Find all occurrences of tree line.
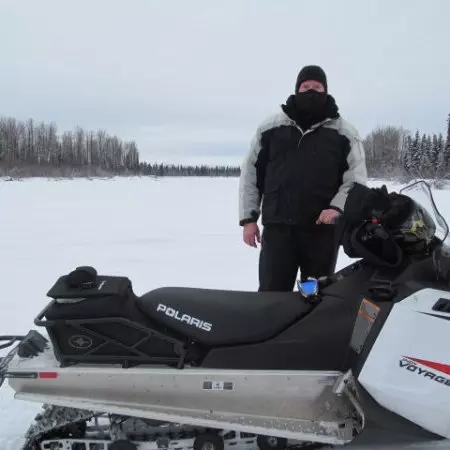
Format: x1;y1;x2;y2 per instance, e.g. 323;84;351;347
0;116;238;178
138;162;239;177
0;117;140;177
0;113;449;180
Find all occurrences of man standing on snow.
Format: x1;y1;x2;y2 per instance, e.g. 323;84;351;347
239;65;367;291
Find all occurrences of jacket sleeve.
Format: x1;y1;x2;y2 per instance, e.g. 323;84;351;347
239;127;264;226
330;121;368;212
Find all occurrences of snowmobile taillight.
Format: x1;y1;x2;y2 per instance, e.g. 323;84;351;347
38;371;58;379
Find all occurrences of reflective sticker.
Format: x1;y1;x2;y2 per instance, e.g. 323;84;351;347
350;298;380;354
359;298;380;323
39;372;58;379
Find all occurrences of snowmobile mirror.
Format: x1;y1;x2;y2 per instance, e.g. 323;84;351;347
297;278;319;298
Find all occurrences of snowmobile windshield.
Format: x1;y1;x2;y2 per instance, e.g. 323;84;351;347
399;180;449;245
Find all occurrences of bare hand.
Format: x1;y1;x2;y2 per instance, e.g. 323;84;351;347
243;222;261;247
316;209;340;225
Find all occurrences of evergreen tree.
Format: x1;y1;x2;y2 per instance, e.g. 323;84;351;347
409;130;421;176
434;133;446;178
437;133;444;155
430;134;439;167
419;133;434;177
427;133;439;177
427;134;433;176
420;133;427;153
444;113;450;173
402;134;413;175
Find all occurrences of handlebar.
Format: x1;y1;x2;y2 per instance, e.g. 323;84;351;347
0;335;25;389
0;335;25;351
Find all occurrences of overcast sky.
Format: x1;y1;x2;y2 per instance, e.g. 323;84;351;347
1;0;449;165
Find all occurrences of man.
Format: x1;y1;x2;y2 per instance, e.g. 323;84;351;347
239;65;368;291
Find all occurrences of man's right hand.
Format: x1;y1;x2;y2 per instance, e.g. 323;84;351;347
243;222;261;247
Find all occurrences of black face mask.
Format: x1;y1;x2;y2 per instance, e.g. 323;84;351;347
294;90;328;115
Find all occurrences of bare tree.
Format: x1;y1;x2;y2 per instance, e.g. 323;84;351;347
363;125;410;177
0;116;143;177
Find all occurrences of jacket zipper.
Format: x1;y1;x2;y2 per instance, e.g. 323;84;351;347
286;118;332;223
295;117;332;149
297;128;313;149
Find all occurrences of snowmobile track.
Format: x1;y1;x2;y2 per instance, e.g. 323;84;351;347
22;403;97;449
20;403;332;450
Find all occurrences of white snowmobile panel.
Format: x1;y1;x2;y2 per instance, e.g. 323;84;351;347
358;288;450;439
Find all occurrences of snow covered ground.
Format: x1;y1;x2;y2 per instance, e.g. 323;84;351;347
0;176;449;449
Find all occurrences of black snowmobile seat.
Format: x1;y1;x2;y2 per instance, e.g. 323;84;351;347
137;287;313;347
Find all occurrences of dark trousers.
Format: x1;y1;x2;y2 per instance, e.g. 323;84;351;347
258;223;340;291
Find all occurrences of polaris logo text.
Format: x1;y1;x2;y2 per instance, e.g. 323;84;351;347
156;304;212;332
399;358;450;387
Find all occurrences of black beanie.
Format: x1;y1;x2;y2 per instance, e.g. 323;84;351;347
295;65;327;93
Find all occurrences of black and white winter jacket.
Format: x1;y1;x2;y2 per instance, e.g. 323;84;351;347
239;109;368;227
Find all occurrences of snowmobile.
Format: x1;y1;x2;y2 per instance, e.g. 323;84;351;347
1;180;450;450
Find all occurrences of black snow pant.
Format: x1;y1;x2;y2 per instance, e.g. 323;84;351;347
258;223;340;291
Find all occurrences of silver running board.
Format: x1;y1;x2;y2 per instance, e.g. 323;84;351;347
8;352;364;445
